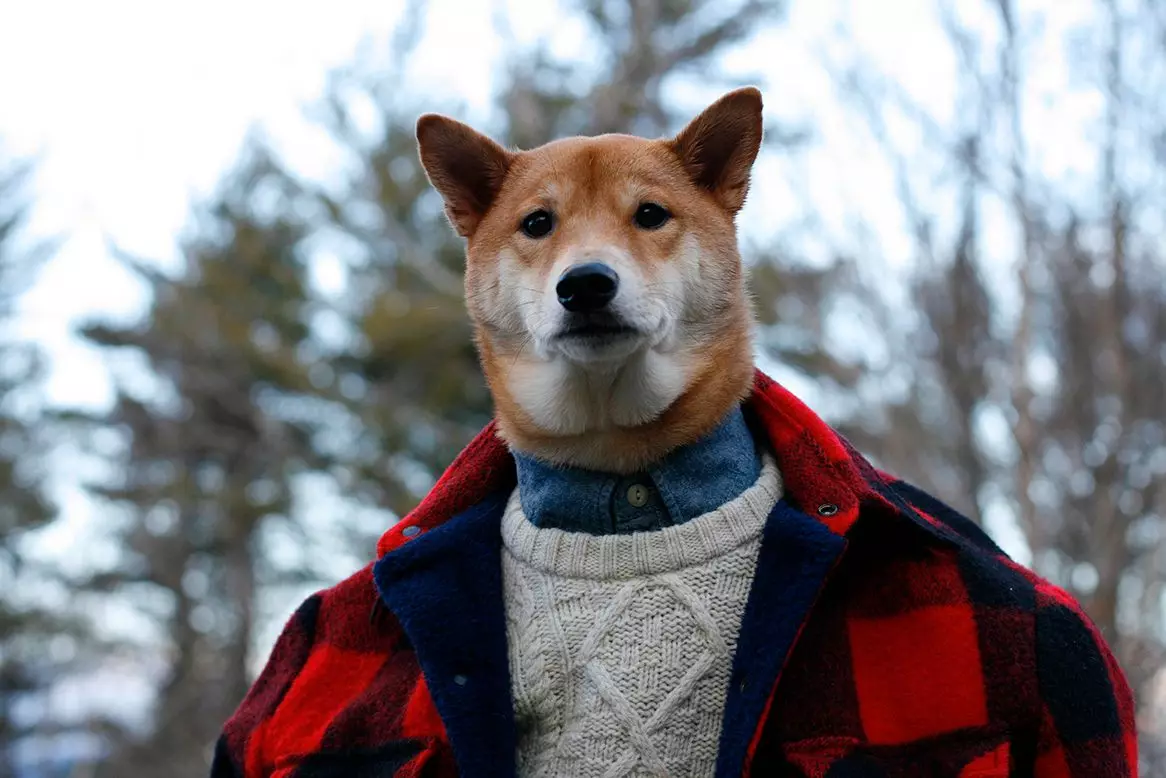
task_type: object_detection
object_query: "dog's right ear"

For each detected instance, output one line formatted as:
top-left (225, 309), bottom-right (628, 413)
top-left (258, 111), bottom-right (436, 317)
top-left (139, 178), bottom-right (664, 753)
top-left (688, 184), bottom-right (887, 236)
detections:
top-left (416, 115), bottom-right (513, 238)
top-left (669, 87), bottom-right (764, 214)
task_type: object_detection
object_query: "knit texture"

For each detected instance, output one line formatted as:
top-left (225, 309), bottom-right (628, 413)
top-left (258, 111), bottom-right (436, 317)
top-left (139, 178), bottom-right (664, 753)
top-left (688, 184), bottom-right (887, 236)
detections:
top-left (502, 454), bottom-right (781, 777)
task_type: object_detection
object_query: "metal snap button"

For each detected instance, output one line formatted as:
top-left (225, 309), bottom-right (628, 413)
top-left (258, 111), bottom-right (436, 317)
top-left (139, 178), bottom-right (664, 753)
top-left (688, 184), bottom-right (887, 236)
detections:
top-left (453, 674), bottom-right (468, 686)
top-left (626, 484), bottom-right (651, 508)
top-left (401, 525), bottom-right (422, 538)
top-left (817, 503), bottom-right (839, 517)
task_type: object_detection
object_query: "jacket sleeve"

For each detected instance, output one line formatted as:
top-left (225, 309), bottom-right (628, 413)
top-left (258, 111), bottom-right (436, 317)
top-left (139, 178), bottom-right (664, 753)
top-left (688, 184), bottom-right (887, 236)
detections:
top-left (1032, 590), bottom-right (1137, 776)
top-left (211, 595), bottom-right (322, 778)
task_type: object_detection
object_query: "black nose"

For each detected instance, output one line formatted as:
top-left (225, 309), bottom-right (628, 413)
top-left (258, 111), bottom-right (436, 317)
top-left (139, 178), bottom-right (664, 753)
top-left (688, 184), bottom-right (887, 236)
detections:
top-left (556, 262), bottom-right (620, 313)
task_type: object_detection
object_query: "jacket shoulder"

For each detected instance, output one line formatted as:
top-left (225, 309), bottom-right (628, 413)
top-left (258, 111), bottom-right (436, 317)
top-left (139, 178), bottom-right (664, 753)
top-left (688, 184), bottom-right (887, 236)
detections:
top-left (884, 477), bottom-right (1003, 554)
top-left (880, 478), bottom-right (1136, 769)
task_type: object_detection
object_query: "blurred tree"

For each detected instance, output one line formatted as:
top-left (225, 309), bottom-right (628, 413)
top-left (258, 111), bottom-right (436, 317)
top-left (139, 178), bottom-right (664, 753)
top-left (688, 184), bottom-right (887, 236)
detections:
top-left (0, 153), bottom-right (61, 776)
top-left (75, 149), bottom-right (339, 778)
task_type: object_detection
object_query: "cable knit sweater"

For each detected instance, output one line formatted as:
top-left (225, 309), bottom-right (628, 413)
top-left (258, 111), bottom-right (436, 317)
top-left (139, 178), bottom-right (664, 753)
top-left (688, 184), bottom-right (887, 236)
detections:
top-left (501, 454), bottom-right (782, 778)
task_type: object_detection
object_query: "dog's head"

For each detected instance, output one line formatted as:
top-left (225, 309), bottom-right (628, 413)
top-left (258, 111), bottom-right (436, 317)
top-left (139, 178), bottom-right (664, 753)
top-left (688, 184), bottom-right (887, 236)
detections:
top-left (417, 88), bottom-right (763, 470)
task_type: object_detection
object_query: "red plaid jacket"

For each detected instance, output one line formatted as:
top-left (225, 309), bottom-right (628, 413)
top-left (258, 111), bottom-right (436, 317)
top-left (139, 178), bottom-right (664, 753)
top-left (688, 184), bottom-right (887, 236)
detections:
top-left (213, 371), bottom-right (1136, 777)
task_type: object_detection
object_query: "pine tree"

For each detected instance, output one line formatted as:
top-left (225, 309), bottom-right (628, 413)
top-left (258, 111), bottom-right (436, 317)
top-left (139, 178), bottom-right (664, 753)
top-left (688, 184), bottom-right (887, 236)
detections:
top-left (77, 149), bottom-right (333, 778)
top-left (0, 153), bottom-right (62, 776)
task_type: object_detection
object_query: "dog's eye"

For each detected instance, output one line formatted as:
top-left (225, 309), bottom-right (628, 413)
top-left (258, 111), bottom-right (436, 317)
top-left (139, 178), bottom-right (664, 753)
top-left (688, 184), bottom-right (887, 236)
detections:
top-left (520, 209), bottom-right (555, 239)
top-left (634, 203), bottom-right (671, 230)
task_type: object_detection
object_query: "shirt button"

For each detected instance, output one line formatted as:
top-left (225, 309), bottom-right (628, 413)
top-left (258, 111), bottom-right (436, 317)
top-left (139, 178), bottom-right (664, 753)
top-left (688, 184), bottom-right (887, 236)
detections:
top-left (401, 525), bottom-right (421, 538)
top-left (626, 484), bottom-right (651, 508)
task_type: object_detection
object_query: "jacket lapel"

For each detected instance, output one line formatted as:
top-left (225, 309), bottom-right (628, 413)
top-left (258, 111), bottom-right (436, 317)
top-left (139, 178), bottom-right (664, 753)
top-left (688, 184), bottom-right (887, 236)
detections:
top-left (373, 491), bottom-right (516, 778)
top-left (714, 499), bottom-right (847, 777)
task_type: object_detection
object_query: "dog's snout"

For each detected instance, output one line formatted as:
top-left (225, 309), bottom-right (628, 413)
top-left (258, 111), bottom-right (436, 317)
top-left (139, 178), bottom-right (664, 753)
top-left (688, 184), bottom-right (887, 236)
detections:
top-left (556, 263), bottom-right (620, 313)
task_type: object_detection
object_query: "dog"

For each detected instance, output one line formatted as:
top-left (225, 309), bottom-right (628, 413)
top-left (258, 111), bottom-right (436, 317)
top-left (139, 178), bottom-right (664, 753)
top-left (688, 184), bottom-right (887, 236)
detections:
top-left (416, 87), bottom-right (763, 474)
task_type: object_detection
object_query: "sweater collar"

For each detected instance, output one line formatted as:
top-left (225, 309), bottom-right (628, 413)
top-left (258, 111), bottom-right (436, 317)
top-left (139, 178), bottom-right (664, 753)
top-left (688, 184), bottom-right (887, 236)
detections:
top-left (510, 407), bottom-right (762, 535)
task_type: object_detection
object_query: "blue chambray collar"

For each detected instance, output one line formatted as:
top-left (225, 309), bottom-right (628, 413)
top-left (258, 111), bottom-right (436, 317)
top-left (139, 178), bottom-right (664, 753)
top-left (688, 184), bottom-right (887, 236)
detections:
top-left (512, 406), bottom-right (762, 535)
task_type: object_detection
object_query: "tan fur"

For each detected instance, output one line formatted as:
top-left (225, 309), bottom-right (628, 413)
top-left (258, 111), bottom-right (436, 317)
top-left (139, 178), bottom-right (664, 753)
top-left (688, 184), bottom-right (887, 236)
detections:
top-left (417, 88), bottom-right (764, 473)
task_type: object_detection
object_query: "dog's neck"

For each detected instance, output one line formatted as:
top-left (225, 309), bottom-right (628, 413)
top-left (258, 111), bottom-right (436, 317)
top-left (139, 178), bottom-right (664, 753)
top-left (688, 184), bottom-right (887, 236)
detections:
top-left (484, 316), bottom-right (755, 474)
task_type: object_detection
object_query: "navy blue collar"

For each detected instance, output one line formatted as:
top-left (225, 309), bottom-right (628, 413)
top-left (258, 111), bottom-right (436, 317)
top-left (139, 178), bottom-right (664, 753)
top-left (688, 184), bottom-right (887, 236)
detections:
top-left (512, 407), bottom-right (762, 534)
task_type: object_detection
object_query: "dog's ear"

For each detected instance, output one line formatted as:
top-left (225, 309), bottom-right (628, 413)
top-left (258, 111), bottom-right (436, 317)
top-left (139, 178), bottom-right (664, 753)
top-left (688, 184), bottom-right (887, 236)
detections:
top-left (416, 115), bottom-right (513, 238)
top-left (669, 87), bottom-right (764, 214)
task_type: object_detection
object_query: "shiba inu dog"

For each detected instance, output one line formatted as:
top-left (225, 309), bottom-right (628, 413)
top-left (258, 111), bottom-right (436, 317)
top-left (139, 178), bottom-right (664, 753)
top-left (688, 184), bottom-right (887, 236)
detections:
top-left (416, 88), bottom-right (763, 474)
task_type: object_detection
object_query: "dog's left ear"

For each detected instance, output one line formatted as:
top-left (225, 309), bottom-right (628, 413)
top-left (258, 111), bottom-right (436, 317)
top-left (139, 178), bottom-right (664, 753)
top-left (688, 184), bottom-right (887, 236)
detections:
top-left (417, 115), bottom-right (514, 238)
top-left (669, 87), bottom-right (764, 214)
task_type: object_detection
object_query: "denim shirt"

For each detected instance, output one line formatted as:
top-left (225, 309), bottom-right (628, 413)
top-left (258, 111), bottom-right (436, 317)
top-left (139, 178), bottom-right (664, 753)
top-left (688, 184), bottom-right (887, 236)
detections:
top-left (512, 407), bottom-right (762, 534)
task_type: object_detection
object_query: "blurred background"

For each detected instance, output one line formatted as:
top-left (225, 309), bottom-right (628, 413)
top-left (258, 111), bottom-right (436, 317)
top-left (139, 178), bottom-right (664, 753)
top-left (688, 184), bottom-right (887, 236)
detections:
top-left (0, 0), bottom-right (1164, 775)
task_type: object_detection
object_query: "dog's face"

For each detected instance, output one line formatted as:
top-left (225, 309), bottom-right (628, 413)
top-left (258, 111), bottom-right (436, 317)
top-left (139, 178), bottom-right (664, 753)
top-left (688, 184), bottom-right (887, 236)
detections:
top-left (458, 134), bottom-right (750, 373)
top-left (417, 89), bottom-right (763, 439)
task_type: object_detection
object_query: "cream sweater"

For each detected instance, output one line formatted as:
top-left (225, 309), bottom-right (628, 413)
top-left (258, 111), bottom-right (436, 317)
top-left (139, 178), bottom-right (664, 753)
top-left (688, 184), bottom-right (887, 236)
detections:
top-left (501, 455), bottom-right (781, 777)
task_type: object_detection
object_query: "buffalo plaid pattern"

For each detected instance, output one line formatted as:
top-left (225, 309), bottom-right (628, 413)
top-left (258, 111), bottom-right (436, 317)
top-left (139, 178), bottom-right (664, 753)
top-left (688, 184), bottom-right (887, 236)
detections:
top-left (213, 370), bottom-right (1136, 777)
